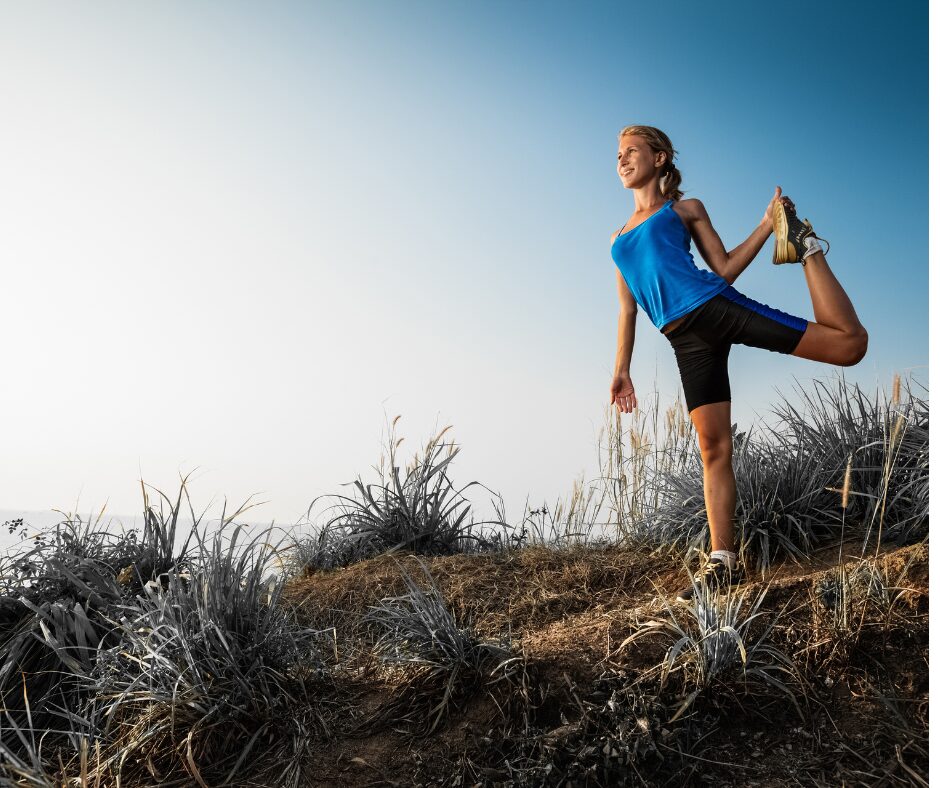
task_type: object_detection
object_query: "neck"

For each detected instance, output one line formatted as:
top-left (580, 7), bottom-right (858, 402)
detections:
top-left (631, 185), bottom-right (668, 213)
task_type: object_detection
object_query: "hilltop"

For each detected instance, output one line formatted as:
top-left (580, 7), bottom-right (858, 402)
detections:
top-left (281, 536), bottom-right (928, 786)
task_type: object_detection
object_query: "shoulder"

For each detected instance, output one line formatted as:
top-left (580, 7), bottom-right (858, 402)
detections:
top-left (673, 197), bottom-right (707, 220)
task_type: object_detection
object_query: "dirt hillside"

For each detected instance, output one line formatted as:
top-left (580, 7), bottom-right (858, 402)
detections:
top-left (281, 538), bottom-right (928, 786)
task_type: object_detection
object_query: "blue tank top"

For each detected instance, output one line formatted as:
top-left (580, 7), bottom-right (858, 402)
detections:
top-left (610, 199), bottom-right (730, 331)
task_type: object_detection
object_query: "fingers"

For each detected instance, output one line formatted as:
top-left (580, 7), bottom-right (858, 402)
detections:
top-left (773, 186), bottom-right (794, 209)
top-left (612, 392), bottom-right (638, 414)
top-left (773, 191), bottom-right (796, 212)
top-left (611, 379), bottom-right (637, 414)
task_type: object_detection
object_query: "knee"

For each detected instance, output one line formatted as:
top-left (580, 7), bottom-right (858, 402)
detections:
top-left (841, 326), bottom-right (868, 366)
top-left (698, 435), bottom-right (733, 466)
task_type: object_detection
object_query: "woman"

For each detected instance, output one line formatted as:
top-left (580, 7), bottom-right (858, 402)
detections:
top-left (609, 124), bottom-right (867, 603)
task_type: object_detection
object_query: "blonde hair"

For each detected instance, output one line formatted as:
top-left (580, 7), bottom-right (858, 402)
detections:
top-left (618, 124), bottom-right (684, 202)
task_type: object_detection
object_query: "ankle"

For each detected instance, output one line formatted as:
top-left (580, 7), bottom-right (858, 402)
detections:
top-left (799, 234), bottom-right (823, 262)
top-left (710, 549), bottom-right (738, 569)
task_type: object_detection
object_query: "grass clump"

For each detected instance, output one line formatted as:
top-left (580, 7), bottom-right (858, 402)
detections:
top-left (806, 545), bottom-right (926, 675)
top-left (621, 579), bottom-right (805, 721)
top-left (292, 416), bottom-right (512, 573)
top-left (0, 477), bottom-right (342, 787)
top-left (643, 422), bottom-right (837, 570)
top-left (356, 556), bottom-right (524, 738)
top-left (600, 370), bottom-right (928, 573)
top-left (768, 372), bottom-right (928, 548)
top-left (601, 386), bottom-right (697, 545)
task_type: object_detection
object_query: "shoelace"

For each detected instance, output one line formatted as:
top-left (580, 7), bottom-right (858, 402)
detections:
top-left (695, 560), bottom-right (726, 581)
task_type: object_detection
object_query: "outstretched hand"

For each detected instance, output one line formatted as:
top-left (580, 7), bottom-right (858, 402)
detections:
top-left (764, 186), bottom-right (796, 226)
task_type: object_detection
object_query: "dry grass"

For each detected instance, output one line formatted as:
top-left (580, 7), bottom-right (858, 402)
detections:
top-left (281, 538), bottom-right (927, 786)
top-left (0, 371), bottom-right (928, 786)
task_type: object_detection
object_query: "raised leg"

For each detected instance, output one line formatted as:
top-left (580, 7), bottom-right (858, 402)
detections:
top-left (791, 249), bottom-right (868, 364)
top-left (688, 401), bottom-right (736, 553)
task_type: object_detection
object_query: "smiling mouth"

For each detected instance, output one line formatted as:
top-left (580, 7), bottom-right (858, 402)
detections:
top-left (621, 169), bottom-right (634, 177)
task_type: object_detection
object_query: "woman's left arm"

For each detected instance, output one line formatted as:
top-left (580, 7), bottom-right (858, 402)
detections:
top-left (686, 188), bottom-right (793, 284)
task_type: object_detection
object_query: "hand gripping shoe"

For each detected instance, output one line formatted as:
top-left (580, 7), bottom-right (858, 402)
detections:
top-left (772, 201), bottom-right (831, 265)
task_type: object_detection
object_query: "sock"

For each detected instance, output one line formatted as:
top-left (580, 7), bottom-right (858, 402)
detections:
top-left (710, 549), bottom-right (737, 570)
top-left (802, 234), bottom-right (822, 260)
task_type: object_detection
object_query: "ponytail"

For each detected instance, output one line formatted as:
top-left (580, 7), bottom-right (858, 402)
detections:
top-left (661, 160), bottom-right (684, 202)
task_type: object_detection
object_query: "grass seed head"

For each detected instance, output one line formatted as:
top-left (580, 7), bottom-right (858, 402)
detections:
top-left (841, 455), bottom-right (853, 510)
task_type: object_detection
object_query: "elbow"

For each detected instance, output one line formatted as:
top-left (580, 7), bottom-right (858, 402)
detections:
top-left (721, 255), bottom-right (735, 284)
top-left (722, 254), bottom-right (731, 277)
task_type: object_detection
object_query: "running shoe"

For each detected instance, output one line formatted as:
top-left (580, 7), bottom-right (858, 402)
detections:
top-left (676, 557), bottom-right (745, 603)
top-left (772, 201), bottom-right (831, 265)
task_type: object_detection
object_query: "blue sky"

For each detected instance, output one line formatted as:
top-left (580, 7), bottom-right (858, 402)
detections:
top-left (0, 0), bottom-right (927, 533)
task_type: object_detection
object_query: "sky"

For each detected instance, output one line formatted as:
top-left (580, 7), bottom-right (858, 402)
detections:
top-left (0, 0), bottom-right (929, 541)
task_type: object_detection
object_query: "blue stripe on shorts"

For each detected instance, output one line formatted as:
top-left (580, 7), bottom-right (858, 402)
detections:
top-left (722, 286), bottom-right (808, 333)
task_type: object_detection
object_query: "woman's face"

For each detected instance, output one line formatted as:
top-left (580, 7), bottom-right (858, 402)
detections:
top-left (617, 135), bottom-right (665, 188)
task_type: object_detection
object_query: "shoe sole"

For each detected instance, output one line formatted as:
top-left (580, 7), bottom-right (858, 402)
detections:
top-left (772, 201), bottom-right (799, 264)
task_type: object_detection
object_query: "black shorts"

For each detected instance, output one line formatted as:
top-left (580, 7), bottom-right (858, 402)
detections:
top-left (663, 285), bottom-right (809, 413)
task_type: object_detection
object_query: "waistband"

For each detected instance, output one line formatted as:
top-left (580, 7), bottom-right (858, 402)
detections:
top-left (660, 294), bottom-right (721, 337)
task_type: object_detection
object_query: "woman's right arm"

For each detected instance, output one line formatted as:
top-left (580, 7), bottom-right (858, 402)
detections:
top-left (611, 266), bottom-right (639, 413)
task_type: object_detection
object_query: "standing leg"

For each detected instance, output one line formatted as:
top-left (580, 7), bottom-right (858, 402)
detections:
top-left (688, 401), bottom-right (736, 552)
top-left (669, 304), bottom-right (747, 602)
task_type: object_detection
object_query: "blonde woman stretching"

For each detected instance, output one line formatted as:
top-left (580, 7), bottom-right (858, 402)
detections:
top-left (609, 124), bottom-right (867, 602)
